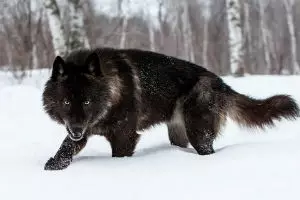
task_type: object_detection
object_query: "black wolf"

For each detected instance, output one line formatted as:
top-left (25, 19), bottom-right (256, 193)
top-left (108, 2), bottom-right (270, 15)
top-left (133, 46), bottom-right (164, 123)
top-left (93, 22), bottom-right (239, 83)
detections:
top-left (42, 48), bottom-right (299, 170)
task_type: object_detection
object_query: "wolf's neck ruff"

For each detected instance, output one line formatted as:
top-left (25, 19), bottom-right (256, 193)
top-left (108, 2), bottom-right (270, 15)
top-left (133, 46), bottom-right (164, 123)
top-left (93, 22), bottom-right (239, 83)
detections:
top-left (106, 75), bottom-right (122, 105)
top-left (90, 101), bottom-right (112, 127)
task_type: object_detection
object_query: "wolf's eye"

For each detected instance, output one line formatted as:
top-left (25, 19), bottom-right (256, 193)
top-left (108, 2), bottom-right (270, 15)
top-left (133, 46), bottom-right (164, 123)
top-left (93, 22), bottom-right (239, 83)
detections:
top-left (84, 100), bottom-right (90, 105)
top-left (64, 100), bottom-right (70, 105)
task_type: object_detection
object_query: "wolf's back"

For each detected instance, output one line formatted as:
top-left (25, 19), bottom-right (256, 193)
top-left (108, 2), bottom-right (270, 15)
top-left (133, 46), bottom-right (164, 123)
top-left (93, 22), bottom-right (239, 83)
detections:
top-left (226, 87), bottom-right (299, 129)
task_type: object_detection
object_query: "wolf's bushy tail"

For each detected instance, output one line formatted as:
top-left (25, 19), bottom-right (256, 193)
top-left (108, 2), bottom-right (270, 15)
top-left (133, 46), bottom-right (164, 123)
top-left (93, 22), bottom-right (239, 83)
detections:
top-left (227, 90), bottom-right (299, 129)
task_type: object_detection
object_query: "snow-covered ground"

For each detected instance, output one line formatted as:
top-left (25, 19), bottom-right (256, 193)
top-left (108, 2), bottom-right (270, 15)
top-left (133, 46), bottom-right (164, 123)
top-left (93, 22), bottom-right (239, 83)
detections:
top-left (0, 70), bottom-right (299, 200)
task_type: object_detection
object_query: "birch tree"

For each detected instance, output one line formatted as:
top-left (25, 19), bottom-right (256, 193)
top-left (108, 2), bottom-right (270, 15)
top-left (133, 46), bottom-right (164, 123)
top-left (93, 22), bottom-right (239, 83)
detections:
top-left (67, 0), bottom-right (90, 50)
top-left (226, 0), bottom-right (244, 76)
top-left (181, 1), bottom-right (195, 62)
top-left (283, 0), bottom-right (300, 74)
top-left (202, 1), bottom-right (210, 68)
top-left (158, 0), bottom-right (164, 49)
top-left (44, 0), bottom-right (67, 56)
top-left (45, 0), bottom-right (89, 56)
top-left (243, 0), bottom-right (252, 73)
top-left (120, 0), bottom-right (129, 49)
top-left (26, 0), bottom-right (40, 70)
top-left (1, 0), bottom-right (41, 73)
top-left (148, 20), bottom-right (156, 51)
top-left (164, 0), bottom-right (181, 56)
top-left (145, 0), bottom-right (163, 52)
top-left (31, 7), bottom-right (43, 69)
top-left (258, 0), bottom-right (271, 73)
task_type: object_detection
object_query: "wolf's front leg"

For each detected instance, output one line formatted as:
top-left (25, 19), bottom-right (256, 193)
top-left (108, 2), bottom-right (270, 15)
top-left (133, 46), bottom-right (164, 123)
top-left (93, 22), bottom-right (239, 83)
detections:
top-left (44, 136), bottom-right (87, 170)
top-left (106, 131), bottom-right (140, 157)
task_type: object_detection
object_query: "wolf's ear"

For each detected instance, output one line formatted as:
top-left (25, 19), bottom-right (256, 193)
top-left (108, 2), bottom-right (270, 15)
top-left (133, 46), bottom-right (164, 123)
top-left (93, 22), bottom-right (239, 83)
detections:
top-left (52, 56), bottom-right (65, 79)
top-left (85, 53), bottom-right (117, 77)
top-left (85, 53), bottom-right (102, 76)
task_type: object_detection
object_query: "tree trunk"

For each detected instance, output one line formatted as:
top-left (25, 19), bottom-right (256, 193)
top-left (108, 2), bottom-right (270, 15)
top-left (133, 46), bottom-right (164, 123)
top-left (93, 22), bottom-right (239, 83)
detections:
top-left (120, 17), bottom-right (128, 49)
top-left (31, 10), bottom-right (43, 69)
top-left (30, 43), bottom-right (38, 70)
top-left (226, 0), bottom-right (244, 76)
top-left (158, 0), bottom-right (164, 50)
top-left (202, 2), bottom-right (210, 68)
top-left (244, 0), bottom-right (252, 73)
top-left (284, 0), bottom-right (300, 74)
top-left (258, 0), bottom-right (271, 73)
top-left (67, 0), bottom-right (90, 51)
top-left (44, 0), bottom-right (67, 56)
top-left (5, 41), bottom-right (13, 68)
top-left (181, 1), bottom-right (195, 62)
top-left (149, 21), bottom-right (156, 51)
top-left (120, 0), bottom-right (129, 49)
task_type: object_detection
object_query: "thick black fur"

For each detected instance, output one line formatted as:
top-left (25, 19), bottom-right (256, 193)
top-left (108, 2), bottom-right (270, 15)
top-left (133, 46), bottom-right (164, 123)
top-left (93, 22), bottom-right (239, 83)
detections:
top-left (42, 48), bottom-right (299, 170)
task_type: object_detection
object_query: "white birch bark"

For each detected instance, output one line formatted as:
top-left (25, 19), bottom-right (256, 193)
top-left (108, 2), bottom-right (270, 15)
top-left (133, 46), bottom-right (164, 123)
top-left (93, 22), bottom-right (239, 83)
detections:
top-left (120, 0), bottom-right (129, 49)
top-left (244, 0), bottom-right (252, 72)
top-left (283, 0), bottom-right (300, 74)
top-left (164, 0), bottom-right (181, 57)
top-left (181, 1), bottom-right (195, 62)
top-left (120, 17), bottom-right (128, 49)
top-left (32, 44), bottom-right (38, 69)
top-left (202, 1), bottom-right (210, 67)
top-left (32, 10), bottom-right (42, 69)
top-left (158, 0), bottom-right (164, 48)
top-left (67, 0), bottom-right (90, 50)
top-left (149, 21), bottom-right (156, 51)
top-left (258, 0), bottom-right (271, 73)
top-left (44, 0), bottom-right (67, 56)
top-left (226, 0), bottom-right (244, 75)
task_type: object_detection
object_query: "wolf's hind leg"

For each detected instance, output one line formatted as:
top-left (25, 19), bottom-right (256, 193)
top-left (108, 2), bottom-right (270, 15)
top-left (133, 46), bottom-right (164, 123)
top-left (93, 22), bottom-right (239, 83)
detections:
top-left (44, 136), bottom-right (87, 170)
top-left (106, 131), bottom-right (140, 157)
top-left (167, 123), bottom-right (189, 148)
top-left (167, 101), bottom-right (189, 148)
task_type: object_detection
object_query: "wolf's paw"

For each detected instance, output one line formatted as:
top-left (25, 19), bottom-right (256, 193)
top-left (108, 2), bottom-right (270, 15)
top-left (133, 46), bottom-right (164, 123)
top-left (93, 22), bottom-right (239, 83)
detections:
top-left (44, 157), bottom-right (72, 170)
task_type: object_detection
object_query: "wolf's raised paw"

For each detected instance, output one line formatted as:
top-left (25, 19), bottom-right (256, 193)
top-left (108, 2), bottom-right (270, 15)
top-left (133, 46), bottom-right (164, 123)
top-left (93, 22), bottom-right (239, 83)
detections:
top-left (44, 157), bottom-right (71, 170)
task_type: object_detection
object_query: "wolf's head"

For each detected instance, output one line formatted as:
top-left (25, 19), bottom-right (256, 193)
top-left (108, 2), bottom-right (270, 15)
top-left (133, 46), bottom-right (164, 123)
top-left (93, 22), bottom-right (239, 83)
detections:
top-left (42, 52), bottom-right (121, 141)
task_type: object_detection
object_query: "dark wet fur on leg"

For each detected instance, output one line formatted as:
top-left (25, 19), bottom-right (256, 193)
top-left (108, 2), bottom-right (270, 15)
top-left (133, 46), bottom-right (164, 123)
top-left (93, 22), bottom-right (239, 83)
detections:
top-left (44, 137), bottom-right (87, 170)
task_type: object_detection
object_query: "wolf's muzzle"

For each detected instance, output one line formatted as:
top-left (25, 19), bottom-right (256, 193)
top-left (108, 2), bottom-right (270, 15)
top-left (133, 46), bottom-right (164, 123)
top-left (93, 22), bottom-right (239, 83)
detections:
top-left (67, 126), bottom-right (84, 141)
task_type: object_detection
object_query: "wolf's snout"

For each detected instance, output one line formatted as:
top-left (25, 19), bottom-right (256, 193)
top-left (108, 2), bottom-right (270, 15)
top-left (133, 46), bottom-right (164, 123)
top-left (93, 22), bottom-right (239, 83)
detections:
top-left (70, 127), bottom-right (83, 136)
top-left (67, 126), bottom-right (84, 141)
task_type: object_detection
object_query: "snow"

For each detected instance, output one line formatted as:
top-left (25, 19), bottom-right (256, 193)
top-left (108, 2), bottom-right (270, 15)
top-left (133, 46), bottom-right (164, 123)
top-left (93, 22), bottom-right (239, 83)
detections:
top-left (0, 71), bottom-right (300, 200)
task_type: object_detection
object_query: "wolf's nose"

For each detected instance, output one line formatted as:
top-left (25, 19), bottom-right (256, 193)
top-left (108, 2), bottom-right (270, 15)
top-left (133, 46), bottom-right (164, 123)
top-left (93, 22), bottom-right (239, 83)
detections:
top-left (70, 127), bottom-right (83, 137)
